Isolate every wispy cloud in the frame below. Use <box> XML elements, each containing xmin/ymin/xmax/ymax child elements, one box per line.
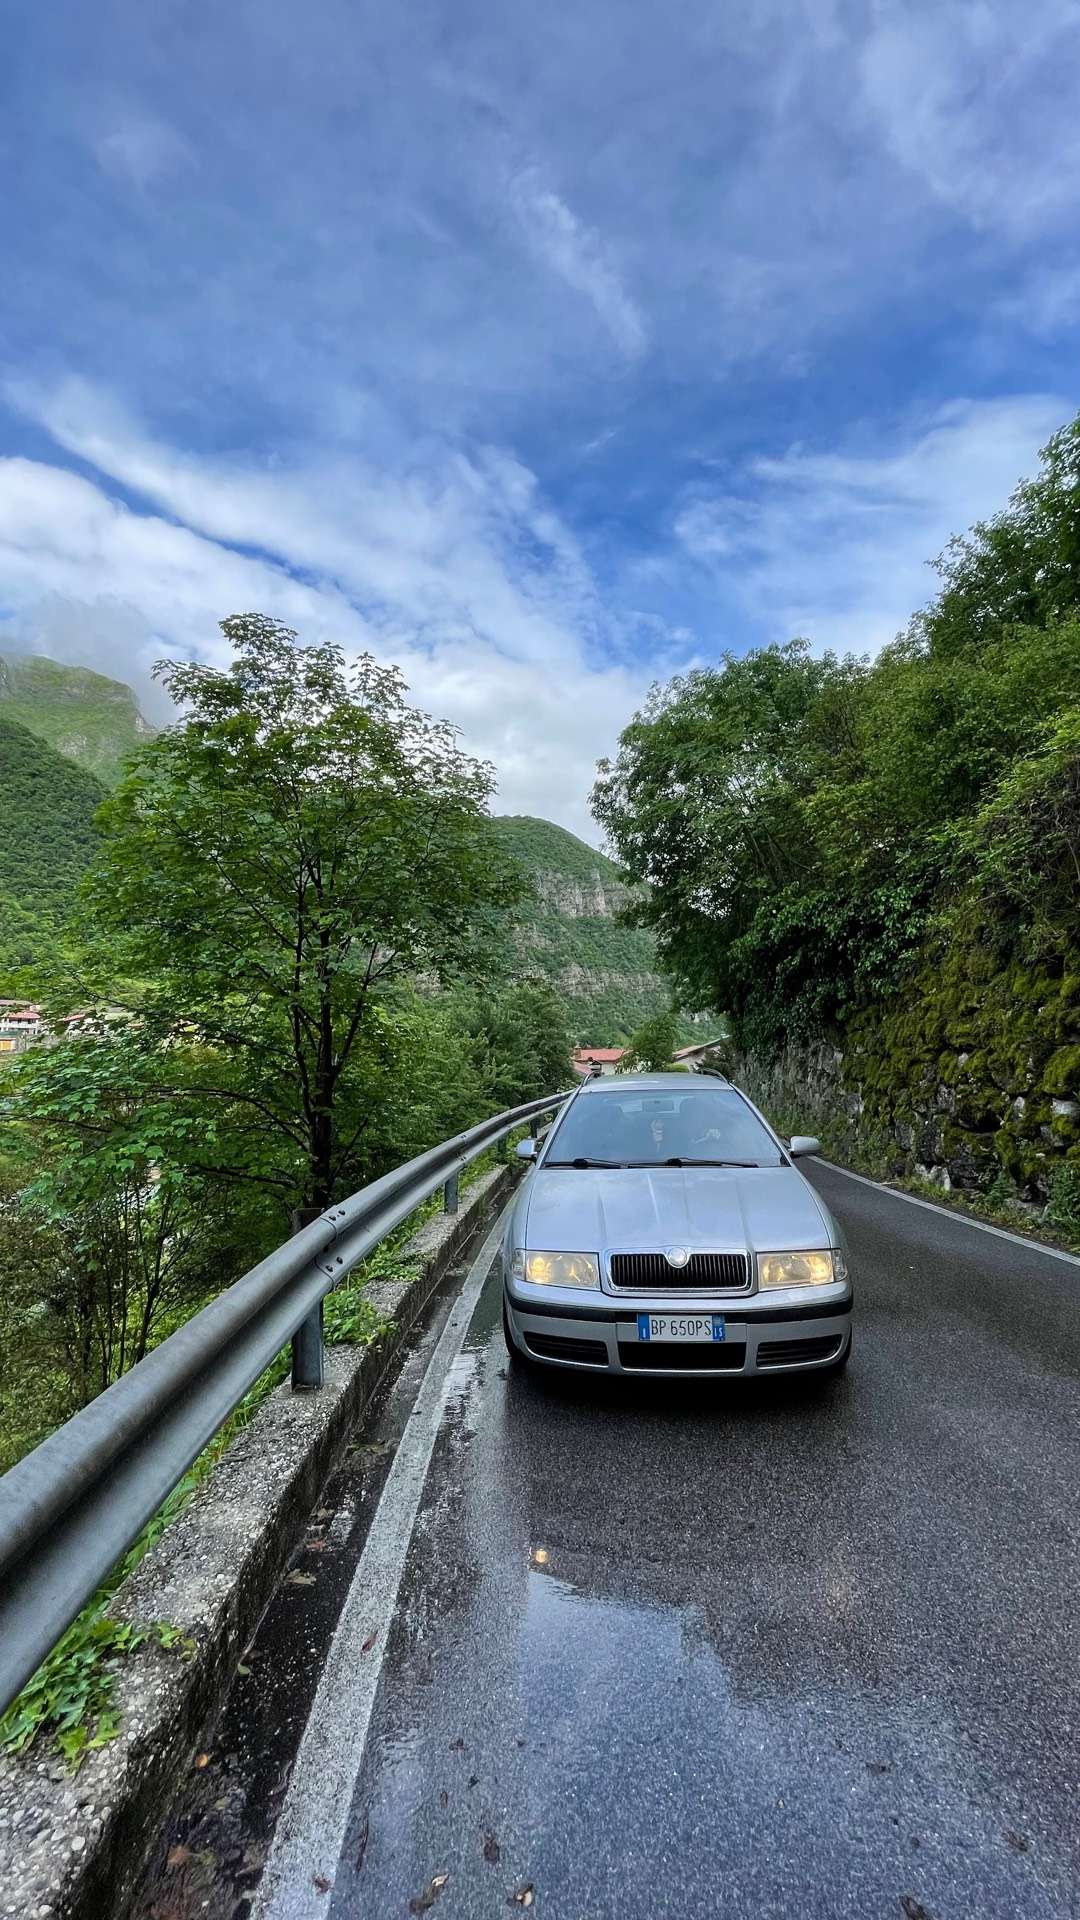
<box><xmin>4</xmin><ymin>0</ymin><xmax>1080</xmax><ymax>841</ymax></box>
<box><xmin>0</xmin><ymin>380</ymin><xmax>682</xmax><ymax>839</ymax></box>
<box><xmin>858</xmin><ymin>1</ymin><xmax>1080</xmax><ymax>233</ymax></box>
<box><xmin>508</xmin><ymin>167</ymin><xmax>647</xmax><ymax>359</ymax></box>
<box><xmin>675</xmin><ymin>395</ymin><xmax>1072</xmax><ymax>654</ymax></box>
<box><xmin>92</xmin><ymin>113</ymin><xmax>192</xmax><ymax>192</ymax></box>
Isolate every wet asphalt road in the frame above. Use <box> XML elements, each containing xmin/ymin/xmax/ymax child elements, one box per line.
<box><xmin>288</xmin><ymin>1163</ymin><xmax>1080</xmax><ymax>1920</ymax></box>
<box><xmin>253</xmin><ymin>1159</ymin><xmax>1076</xmax><ymax>1920</ymax></box>
<box><xmin>136</xmin><ymin>1165</ymin><xmax>1080</xmax><ymax>1920</ymax></box>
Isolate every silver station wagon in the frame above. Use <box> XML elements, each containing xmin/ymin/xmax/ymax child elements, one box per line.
<box><xmin>502</xmin><ymin>1073</ymin><xmax>852</xmax><ymax>1378</ymax></box>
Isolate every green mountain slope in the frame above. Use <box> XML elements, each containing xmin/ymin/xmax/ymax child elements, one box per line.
<box><xmin>491</xmin><ymin>815</ymin><xmax>673</xmax><ymax>1045</ymax></box>
<box><xmin>0</xmin><ymin>653</ymin><xmax>154</xmax><ymax>787</ymax></box>
<box><xmin>0</xmin><ymin>715</ymin><xmax>106</xmax><ymax>984</ymax></box>
<box><xmin>0</xmin><ymin>654</ymin><xmax>675</xmax><ymax>1042</ymax></box>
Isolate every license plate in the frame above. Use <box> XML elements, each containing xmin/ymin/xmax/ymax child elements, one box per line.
<box><xmin>637</xmin><ymin>1313</ymin><xmax>725</xmax><ymax>1343</ymax></box>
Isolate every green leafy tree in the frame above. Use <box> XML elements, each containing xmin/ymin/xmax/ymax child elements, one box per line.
<box><xmin>1</xmin><ymin>1032</ymin><xmax>255</xmax><ymax>1411</ymax></box>
<box><xmin>967</xmin><ymin>706</ymin><xmax>1080</xmax><ymax>948</ymax></box>
<box><xmin>592</xmin><ymin>640</ymin><xmax>870</xmax><ymax>1045</ymax></box>
<box><xmin>593</xmin><ymin>416</ymin><xmax>1080</xmax><ymax>1054</ymax></box>
<box><xmin>75</xmin><ymin>618</ymin><xmax>524</xmax><ymax>1211</ymax></box>
<box><xmin>618</xmin><ymin>1005</ymin><xmax>681</xmax><ymax>1073</ymax></box>
<box><xmin>455</xmin><ymin>979</ymin><xmax>575</xmax><ymax>1107</ymax></box>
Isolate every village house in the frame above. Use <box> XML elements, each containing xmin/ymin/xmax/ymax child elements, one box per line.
<box><xmin>572</xmin><ymin>1046</ymin><xmax>627</xmax><ymax>1077</ymax></box>
<box><xmin>0</xmin><ymin>1002</ymin><xmax>44</xmax><ymax>1055</ymax></box>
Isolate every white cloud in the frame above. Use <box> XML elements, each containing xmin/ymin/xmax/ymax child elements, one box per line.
<box><xmin>995</xmin><ymin>264</ymin><xmax>1080</xmax><ymax>339</ymax></box>
<box><xmin>93</xmin><ymin>115</ymin><xmax>192</xmax><ymax>192</ymax></box>
<box><xmin>0</xmin><ymin>384</ymin><xmax>677</xmax><ymax>842</ymax></box>
<box><xmin>858</xmin><ymin>2</ymin><xmax>1080</xmax><ymax>233</ymax></box>
<box><xmin>508</xmin><ymin>167</ymin><xmax>648</xmax><ymax>358</ymax></box>
<box><xmin>5</xmin><ymin>377</ymin><xmax>603</xmax><ymax>673</ymax></box>
<box><xmin>675</xmin><ymin>394</ymin><xmax>1072</xmax><ymax>654</ymax></box>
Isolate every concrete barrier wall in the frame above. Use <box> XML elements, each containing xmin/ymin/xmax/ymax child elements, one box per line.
<box><xmin>0</xmin><ymin>1164</ymin><xmax>513</xmax><ymax>1920</ymax></box>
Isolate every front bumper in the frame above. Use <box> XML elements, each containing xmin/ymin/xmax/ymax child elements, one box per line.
<box><xmin>504</xmin><ymin>1281</ymin><xmax>853</xmax><ymax>1377</ymax></box>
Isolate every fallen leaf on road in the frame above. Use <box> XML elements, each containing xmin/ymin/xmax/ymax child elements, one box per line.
<box><xmin>236</xmin><ymin>1664</ymin><xmax>252</xmax><ymax>1677</ymax></box>
<box><xmin>166</xmin><ymin>1845</ymin><xmax>191</xmax><ymax>1871</ymax></box>
<box><xmin>409</xmin><ymin>1871</ymin><xmax>450</xmax><ymax>1913</ymax></box>
<box><xmin>286</xmin><ymin>1571</ymin><xmax>317</xmax><ymax>1586</ymax></box>
<box><xmin>1005</xmin><ymin>1830</ymin><xmax>1029</xmax><ymax>1854</ymax></box>
<box><xmin>483</xmin><ymin>1831</ymin><xmax>501</xmax><ymax>1866</ymax></box>
<box><xmin>194</xmin><ymin>1753</ymin><xmax>211</xmax><ymax>1769</ymax></box>
<box><xmin>468</xmin><ymin>1775</ymin><xmax>479</xmax><ymax>1789</ymax></box>
<box><xmin>439</xmin><ymin>1791</ymin><xmax>448</xmax><ymax>1809</ymax></box>
<box><xmin>900</xmin><ymin>1899</ymin><xmax>931</xmax><ymax>1920</ymax></box>
<box><xmin>510</xmin><ymin>1885</ymin><xmax>534</xmax><ymax>1907</ymax></box>
<box><xmin>449</xmin><ymin>1737</ymin><xmax>465</xmax><ymax>1751</ymax></box>
<box><xmin>305</xmin><ymin>1538</ymin><xmax>331</xmax><ymax>1553</ymax></box>
<box><xmin>867</xmin><ymin>1761</ymin><xmax>891</xmax><ymax>1776</ymax></box>
<box><xmin>360</xmin><ymin>1631</ymin><xmax>378</xmax><ymax>1654</ymax></box>
<box><xmin>313</xmin><ymin>1875</ymin><xmax>331</xmax><ymax>1894</ymax></box>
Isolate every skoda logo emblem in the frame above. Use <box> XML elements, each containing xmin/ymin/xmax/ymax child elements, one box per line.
<box><xmin>665</xmin><ymin>1246</ymin><xmax>690</xmax><ymax>1269</ymax></box>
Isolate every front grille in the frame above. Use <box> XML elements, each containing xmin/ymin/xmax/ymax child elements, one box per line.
<box><xmin>609</xmin><ymin>1250</ymin><xmax>749</xmax><ymax>1293</ymax></box>
<box><xmin>619</xmin><ymin>1341</ymin><xmax>746</xmax><ymax>1371</ymax></box>
<box><xmin>524</xmin><ymin>1332</ymin><xmax>608</xmax><ymax>1366</ymax></box>
<box><xmin>757</xmin><ymin>1335</ymin><xmax>842</xmax><ymax>1368</ymax></box>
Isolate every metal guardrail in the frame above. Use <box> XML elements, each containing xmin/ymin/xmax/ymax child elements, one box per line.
<box><xmin>0</xmin><ymin>1092</ymin><xmax>567</xmax><ymax>1717</ymax></box>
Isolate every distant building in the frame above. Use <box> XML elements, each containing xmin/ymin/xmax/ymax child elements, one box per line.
<box><xmin>672</xmin><ymin>1036</ymin><xmax>728</xmax><ymax>1068</ymax></box>
<box><xmin>572</xmin><ymin>1047</ymin><xmax>627</xmax><ymax>1077</ymax></box>
<box><xmin>0</xmin><ymin>1002</ymin><xmax>44</xmax><ymax>1055</ymax></box>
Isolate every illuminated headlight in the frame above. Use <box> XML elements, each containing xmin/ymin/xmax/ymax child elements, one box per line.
<box><xmin>757</xmin><ymin>1249</ymin><xmax>840</xmax><ymax>1289</ymax></box>
<box><xmin>513</xmin><ymin>1249</ymin><xmax>600</xmax><ymax>1290</ymax></box>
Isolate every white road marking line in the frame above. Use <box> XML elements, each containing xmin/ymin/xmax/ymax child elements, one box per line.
<box><xmin>820</xmin><ymin>1159</ymin><xmax>1080</xmax><ymax>1268</ymax></box>
<box><xmin>251</xmin><ymin>1210</ymin><xmax>507</xmax><ymax>1920</ymax></box>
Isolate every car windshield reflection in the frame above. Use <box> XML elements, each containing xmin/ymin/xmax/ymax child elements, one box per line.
<box><xmin>544</xmin><ymin>1089</ymin><xmax>784</xmax><ymax>1169</ymax></box>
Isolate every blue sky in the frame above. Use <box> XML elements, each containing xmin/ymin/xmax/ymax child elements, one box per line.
<box><xmin>2</xmin><ymin>0</ymin><xmax>1079</xmax><ymax>838</ymax></box>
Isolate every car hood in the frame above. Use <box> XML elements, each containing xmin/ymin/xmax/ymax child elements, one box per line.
<box><xmin>523</xmin><ymin>1164</ymin><xmax>831</xmax><ymax>1255</ymax></box>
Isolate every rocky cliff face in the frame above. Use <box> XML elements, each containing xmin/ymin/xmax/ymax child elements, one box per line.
<box><xmin>491</xmin><ymin>815</ymin><xmax>672</xmax><ymax>1046</ymax></box>
<box><xmin>531</xmin><ymin>870</ymin><xmax>634</xmax><ymax>917</ymax></box>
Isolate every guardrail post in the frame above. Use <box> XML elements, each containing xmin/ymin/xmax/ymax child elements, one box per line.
<box><xmin>443</xmin><ymin>1171</ymin><xmax>460</xmax><ymax>1215</ymax></box>
<box><xmin>529</xmin><ymin>1113</ymin><xmax>540</xmax><ymax>1137</ymax></box>
<box><xmin>290</xmin><ymin>1208</ymin><xmax>324</xmax><ymax>1391</ymax></box>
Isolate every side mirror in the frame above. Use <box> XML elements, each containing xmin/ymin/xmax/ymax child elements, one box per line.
<box><xmin>788</xmin><ymin>1135</ymin><xmax>821</xmax><ymax>1159</ymax></box>
<box><xmin>515</xmin><ymin>1136</ymin><xmax>538</xmax><ymax>1161</ymax></box>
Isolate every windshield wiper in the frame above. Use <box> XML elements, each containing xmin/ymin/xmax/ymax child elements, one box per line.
<box><xmin>544</xmin><ymin>1156</ymin><xmax>625</xmax><ymax>1169</ymax></box>
<box><xmin>651</xmin><ymin>1156</ymin><xmax>758</xmax><ymax>1168</ymax></box>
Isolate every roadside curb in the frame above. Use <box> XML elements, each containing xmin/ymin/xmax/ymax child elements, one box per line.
<box><xmin>819</xmin><ymin>1158</ymin><xmax>1080</xmax><ymax>1268</ymax></box>
<box><xmin>0</xmin><ymin>1164</ymin><xmax>513</xmax><ymax>1920</ymax></box>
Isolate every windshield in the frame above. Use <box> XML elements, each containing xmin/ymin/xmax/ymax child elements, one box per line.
<box><xmin>544</xmin><ymin>1088</ymin><xmax>784</xmax><ymax>1168</ymax></box>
